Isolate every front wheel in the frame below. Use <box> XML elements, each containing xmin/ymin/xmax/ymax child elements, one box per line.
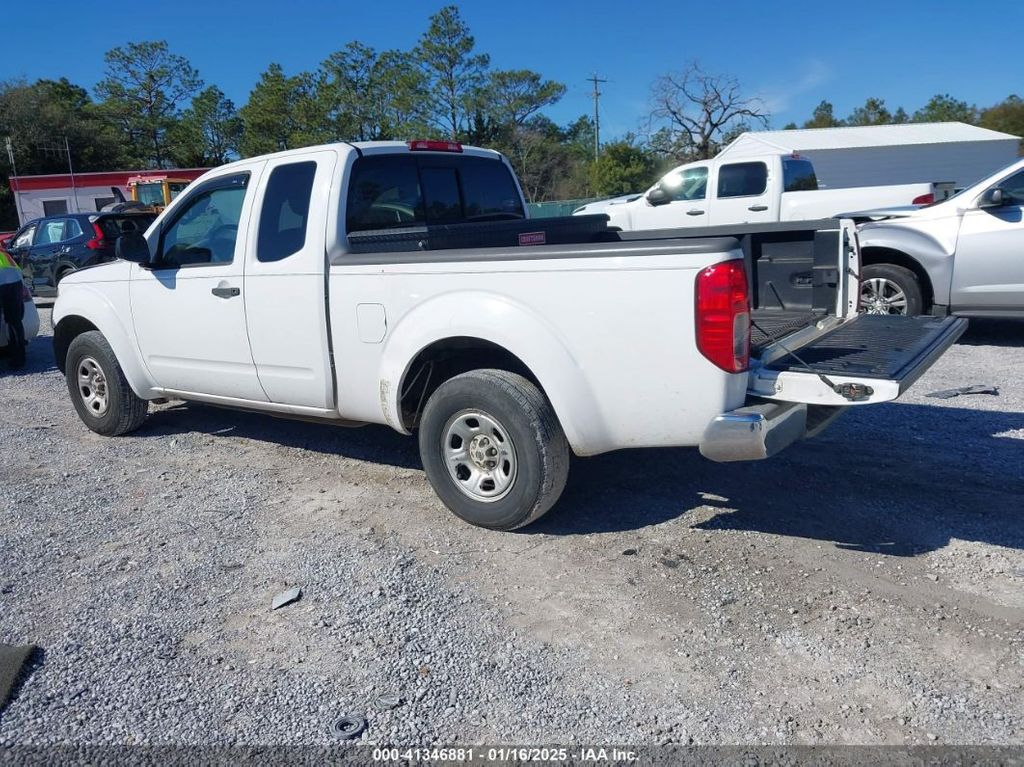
<box><xmin>860</xmin><ymin>263</ymin><xmax>924</xmax><ymax>316</ymax></box>
<box><xmin>418</xmin><ymin>369</ymin><xmax>570</xmax><ymax>531</ymax></box>
<box><xmin>65</xmin><ymin>330</ymin><xmax>148</xmax><ymax>436</ymax></box>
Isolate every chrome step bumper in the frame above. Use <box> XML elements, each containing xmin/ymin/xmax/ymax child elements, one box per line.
<box><xmin>699</xmin><ymin>400</ymin><xmax>818</xmax><ymax>463</ymax></box>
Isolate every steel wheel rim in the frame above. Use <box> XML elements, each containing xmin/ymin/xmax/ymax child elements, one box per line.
<box><xmin>442</xmin><ymin>410</ymin><xmax>518</xmax><ymax>503</ymax></box>
<box><xmin>861</xmin><ymin>277</ymin><xmax>908</xmax><ymax>315</ymax></box>
<box><xmin>77</xmin><ymin>356</ymin><xmax>109</xmax><ymax>417</ymax></box>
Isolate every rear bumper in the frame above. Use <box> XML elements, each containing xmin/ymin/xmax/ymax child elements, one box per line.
<box><xmin>700</xmin><ymin>400</ymin><xmax>812</xmax><ymax>462</ymax></box>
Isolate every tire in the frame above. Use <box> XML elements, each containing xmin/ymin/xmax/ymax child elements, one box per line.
<box><xmin>55</xmin><ymin>264</ymin><xmax>76</xmax><ymax>284</ymax></box>
<box><xmin>418</xmin><ymin>369</ymin><xmax>570</xmax><ymax>531</ymax></box>
<box><xmin>65</xmin><ymin>330</ymin><xmax>148</xmax><ymax>436</ymax></box>
<box><xmin>860</xmin><ymin>263</ymin><xmax>924</xmax><ymax>316</ymax></box>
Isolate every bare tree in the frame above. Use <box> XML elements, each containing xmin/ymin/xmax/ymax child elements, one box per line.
<box><xmin>647</xmin><ymin>61</ymin><xmax>768</xmax><ymax>161</ymax></box>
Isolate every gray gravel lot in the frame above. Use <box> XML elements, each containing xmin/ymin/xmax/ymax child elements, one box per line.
<box><xmin>0</xmin><ymin>305</ymin><xmax>1022</xmax><ymax>746</ymax></box>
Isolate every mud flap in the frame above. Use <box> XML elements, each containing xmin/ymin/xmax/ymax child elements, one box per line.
<box><xmin>748</xmin><ymin>314</ymin><xmax>969</xmax><ymax>406</ymax></box>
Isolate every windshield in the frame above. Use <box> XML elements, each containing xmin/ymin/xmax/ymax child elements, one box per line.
<box><xmin>135</xmin><ymin>183</ymin><xmax>165</xmax><ymax>206</ymax></box>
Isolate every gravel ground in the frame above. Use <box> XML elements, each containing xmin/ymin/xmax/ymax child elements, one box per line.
<box><xmin>0</xmin><ymin>305</ymin><xmax>1021</xmax><ymax>747</ymax></box>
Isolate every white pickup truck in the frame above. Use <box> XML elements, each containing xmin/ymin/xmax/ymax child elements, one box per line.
<box><xmin>574</xmin><ymin>153</ymin><xmax>953</xmax><ymax>231</ymax></box>
<box><xmin>52</xmin><ymin>140</ymin><xmax>966</xmax><ymax>530</ymax></box>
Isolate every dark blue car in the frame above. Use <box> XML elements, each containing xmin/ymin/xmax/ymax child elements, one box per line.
<box><xmin>2</xmin><ymin>211</ymin><xmax>156</xmax><ymax>297</ymax></box>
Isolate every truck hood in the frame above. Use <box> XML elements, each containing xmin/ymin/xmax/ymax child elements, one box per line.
<box><xmin>837</xmin><ymin>205</ymin><xmax>923</xmax><ymax>221</ymax></box>
<box><xmin>60</xmin><ymin>259</ymin><xmax>134</xmax><ymax>286</ymax></box>
<box><xmin>573</xmin><ymin>194</ymin><xmax>642</xmax><ymax>215</ymax></box>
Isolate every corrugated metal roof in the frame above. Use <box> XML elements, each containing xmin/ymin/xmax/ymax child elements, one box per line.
<box><xmin>721</xmin><ymin>122</ymin><xmax>1020</xmax><ymax>154</ymax></box>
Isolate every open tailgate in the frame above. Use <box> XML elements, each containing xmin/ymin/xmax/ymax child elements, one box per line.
<box><xmin>748</xmin><ymin>314</ymin><xmax>968</xmax><ymax>406</ymax></box>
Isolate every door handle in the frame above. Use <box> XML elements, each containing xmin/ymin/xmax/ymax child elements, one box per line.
<box><xmin>748</xmin><ymin>205</ymin><xmax>768</xmax><ymax>212</ymax></box>
<box><xmin>686</xmin><ymin>210</ymin><xmax>705</xmax><ymax>216</ymax></box>
<box><xmin>211</xmin><ymin>286</ymin><xmax>240</xmax><ymax>298</ymax></box>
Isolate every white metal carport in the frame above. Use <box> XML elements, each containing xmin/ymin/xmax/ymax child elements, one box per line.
<box><xmin>718</xmin><ymin>122</ymin><xmax>1020</xmax><ymax>190</ymax></box>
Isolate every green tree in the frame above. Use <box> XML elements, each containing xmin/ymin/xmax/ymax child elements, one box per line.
<box><xmin>169</xmin><ymin>86</ymin><xmax>241</xmax><ymax>167</ymax></box>
<box><xmin>416</xmin><ymin>5</ymin><xmax>490</xmax><ymax>140</ymax></box>
<box><xmin>485</xmin><ymin>70</ymin><xmax>566</xmax><ymax>128</ymax></box>
<box><xmin>912</xmin><ymin>94</ymin><xmax>977</xmax><ymax>124</ymax></box>
<box><xmin>588</xmin><ymin>140</ymin><xmax>658</xmax><ymax>197</ymax></box>
<box><xmin>980</xmin><ymin>95</ymin><xmax>1024</xmax><ymax>154</ymax></box>
<box><xmin>95</xmin><ymin>41</ymin><xmax>202</xmax><ymax>167</ymax></box>
<box><xmin>240</xmin><ymin>64</ymin><xmax>293</xmax><ymax>155</ymax></box>
<box><xmin>0</xmin><ymin>78</ymin><xmax>129</xmax><ymax>228</ymax></box>
<box><xmin>239</xmin><ymin>64</ymin><xmax>326</xmax><ymax>156</ymax></box>
<box><xmin>321</xmin><ymin>43</ymin><xmax>429</xmax><ymax>141</ymax></box>
<box><xmin>802</xmin><ymin>100</ymin><xmax>843</xmax><ymax>128</ymax></box>
<box><xmin>846</xmin><ymin>97</ymin><xmax>893</xmax><ymax>126</ymax></box>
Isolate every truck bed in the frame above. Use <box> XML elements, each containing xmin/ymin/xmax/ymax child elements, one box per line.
<box><xmin>344</xmin><ymin>216</ymin><xmax>845</xmax><ymax>353</ymax></box>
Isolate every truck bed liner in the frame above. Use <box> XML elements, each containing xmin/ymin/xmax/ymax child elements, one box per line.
<box><xmin>751</xmin><ymin>310</ymin><xmax>824</xmax><ymax>352</ymax></box>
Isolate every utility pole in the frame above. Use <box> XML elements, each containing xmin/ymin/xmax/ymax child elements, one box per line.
<box><xmin>5</xmin><ymin>137</ymin><xmax>25</xmax><ymax>226</ymax></box>
<box><xmin>64</xmin><ymin>136</ymin><xmax>80</xmax><ymax>213</ymax></box>
<box><xmin>587</xmin><ymin>73</ymin><xmax>607</xmax><ymax>161</ymax></box>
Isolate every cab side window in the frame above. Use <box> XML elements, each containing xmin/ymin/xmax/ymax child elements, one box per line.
<box><xmin>662</xmin><ymin>167</ymin><xmax>708</xmax><ymax>201</ymax></box>
<box><xmin>157</xmin><ymin>175</ymin><xmax>248</xmax><ymax>268</ymax></box>
<box><xmin>258</xmin><ymin>162</ymin><xmax>316</xmax><ymax>263</ymax></box>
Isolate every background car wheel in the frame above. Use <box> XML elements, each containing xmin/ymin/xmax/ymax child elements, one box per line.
<box><xmin>55</xmin><ymin>265</ymin><xmax>76</xmax><ymax>284</ymax></box>
<box><xmin>418</xmin><ymin>369</ymin><xmax>570</xmax><ymax>531</ymax></box>
<box><xmin>65</xmin><ymin>330</ymin><xmax>148</xmax><ymax>436</ymax></box>
<box><xmin>860</xmin><ymin>264</ymin><xmax>924</xmax><ymax>316</ymax></box>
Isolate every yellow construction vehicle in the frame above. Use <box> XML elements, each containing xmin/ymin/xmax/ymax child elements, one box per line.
<box><xmin>127</xmin><ymin>175</ymin><xmax>191</xmax><ymax>212</ymax></box>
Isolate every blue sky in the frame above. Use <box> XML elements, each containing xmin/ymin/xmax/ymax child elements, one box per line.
<box><xmin>4</xmin><ymin>0</ymin><xmax>1023</xmax><ymax>139</ymax></box>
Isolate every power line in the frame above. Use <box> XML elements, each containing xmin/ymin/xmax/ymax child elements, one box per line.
<box><xmin>587</xmin><ymin>73</ymin><xmax>608</xmax><ymax>161</ymax></box>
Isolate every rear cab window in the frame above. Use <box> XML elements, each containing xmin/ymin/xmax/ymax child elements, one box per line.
<box><xmin>258</xmin><ymin>161</ymin><xmax>317</xmax><ymax>262</ymax></box>
<box><xmin>717</xmin><ymin>162</ymin><xmax>768</xmax><ymax>198</ymax></box>
<box><xmin>345</xmin><ymin>153</ymin><xmax>524</xmax><ymax>234</ymax></box>
<box><xmin>782</xmin><ymin>158</ymin><xmax>818</xmax><ymax>192</ymax></box>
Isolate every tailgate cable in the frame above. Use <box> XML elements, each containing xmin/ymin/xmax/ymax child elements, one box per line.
<box><xmin>751</xmin><ymin>319</ymin><xmax>873</xmax><ymax>402</ymax></box>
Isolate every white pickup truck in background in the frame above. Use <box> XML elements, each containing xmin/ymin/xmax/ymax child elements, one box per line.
<box><xmin>52</xmin><ymin>141</ymin><xmax>966</xmax><ymax>530</ymax></box>
<box><xmin>574</xmin><ymin>153</ymin><xmax>954</xmax><ymax>231</ymax></box>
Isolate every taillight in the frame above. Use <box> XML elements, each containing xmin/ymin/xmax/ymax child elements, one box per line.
<box><xmin>407</xmin><ymin>140</ymin><xmax>463</xmax><ymax>153</ymax></box>
<box><xmin>85</xmin><ymin>222</ymin><xmax>108</xmax><ymax>250</ymax></box>
<box><xmin>696</xmin><ymin>260</ymin><xmax>750</xmax><ymax>373</ymax></box>
<box><xmin>912</xmin><ymin>193</ymin><xmax>933</xmax><ymax>205</ymax></box>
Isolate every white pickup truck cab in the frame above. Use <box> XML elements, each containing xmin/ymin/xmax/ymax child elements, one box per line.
<box><xmin>53</xmin><ymin>141</ymin><xmax>966</xmax><ymax>530</ymax></box>
<box><xmin>575</xmin><ymin>153</ymin><xmax>952</xmax><ymax>232</ymax></box>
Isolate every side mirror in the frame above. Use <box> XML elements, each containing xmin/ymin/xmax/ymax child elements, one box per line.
<box><xmin>116</xmin><ymin>230</ymin><xmax>152</xmax><ymax>265</ymax></box>
<box><xmin>646</xmin><ymin>185</ymin><xmax>671</xmax><ymax>206</ymax></box>
<box><xmin>978</xmin><ymin>188</ymin><xmax>1006</xmax><ymax>208</ymax></box>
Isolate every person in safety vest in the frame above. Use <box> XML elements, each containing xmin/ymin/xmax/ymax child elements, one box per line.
<box><xmin>0</xmin><ymin>249</ymin><xmax>26</xmax><ymax>369</ymax></box>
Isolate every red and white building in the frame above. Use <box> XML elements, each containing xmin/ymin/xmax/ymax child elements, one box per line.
<box><xmin>8</xmin><ymin>168</ymin><xmax>209</xmax><ymax>226</ymax></box>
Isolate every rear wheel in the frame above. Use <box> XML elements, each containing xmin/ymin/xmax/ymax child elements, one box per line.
<box><xmin>55</xmin><ymin>264</ymin><xmax>76</xmax><ymax>284</ymax></box>
<box><xmin>860</xmin><ymin>263</ymin><xmax>924</xmax><ymax>316</ymax></box>
<box><xmin>65</xmin><ymin>331</ymin><xmax>148</xmax><ymax>436</ymax></box>
<box><xmin>418</xmin><ymin>369</ymin><xmax>570</xmax><ymax>531</ymax></box>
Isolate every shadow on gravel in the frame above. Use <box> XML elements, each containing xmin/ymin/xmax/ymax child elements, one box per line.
<box><xmin>139</xmin><ymin>401</ymin><xmax>421</xmax><ymax>470</ymax></box>
<box><xmin>957</xmin><ymin>318</ymin><xmax>1024</xmax><ymax>348</ymax></box>
<box><xmin>0</xmin><ymin>338</ymin><xmax>57</xmax><ymax>378</ymax></box>
<box><xmin>533</xmin><ymin>402</ymin><xmax>1024</xmax><ymax>556</ymax></box>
